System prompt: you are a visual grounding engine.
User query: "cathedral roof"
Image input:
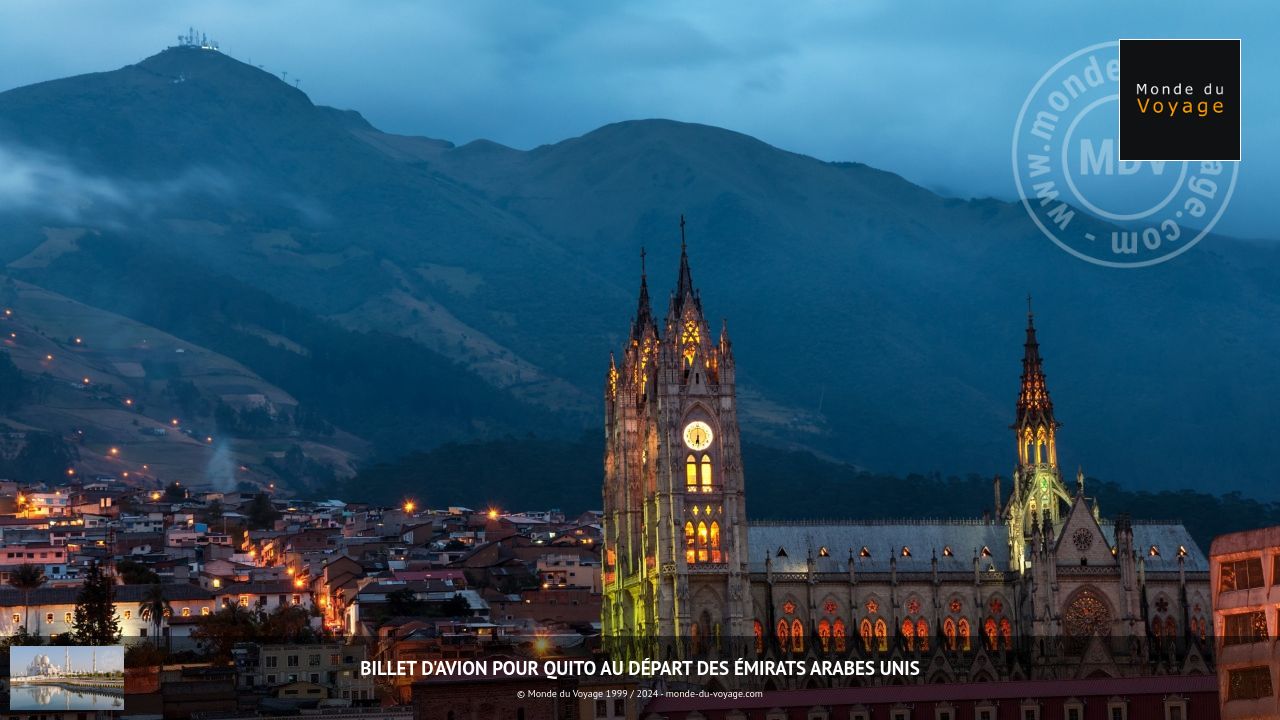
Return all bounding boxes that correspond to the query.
[1100,521,1208,572]
[746,519,1209,573]
[748,521,1010,574]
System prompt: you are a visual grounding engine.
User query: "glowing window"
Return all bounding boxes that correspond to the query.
[777,619,790,648]
[1000,617,1012,649]
[859,618,873,651]
[791,618,804,653]
[685,455,697,491]
[917,618,930,652]
[833,618,846,652]
[696,522,709,562]
[874,618,888,652]
[902,619,916,651]
[859,546,871,558]
[182,607,191,617]
[754,620,763,654]
[819,546,830,557]
[709,522,722,563]
[944,617,957,651]
[700,455,713,491]
[684,522,696,564]
[984,618,998,650]
[818,619,831,652]
[124,610,132,620]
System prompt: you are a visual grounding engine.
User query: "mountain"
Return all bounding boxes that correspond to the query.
[2,46,1279,498]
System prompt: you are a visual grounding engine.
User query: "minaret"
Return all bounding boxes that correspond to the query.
[1006,298,1071,573]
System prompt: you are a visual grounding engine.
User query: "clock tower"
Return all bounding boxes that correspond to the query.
[603,218,753,658]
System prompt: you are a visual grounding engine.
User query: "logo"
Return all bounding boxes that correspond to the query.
[1012,42,1238,268]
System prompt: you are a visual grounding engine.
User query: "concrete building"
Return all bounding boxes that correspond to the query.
[1211,526,1280,719]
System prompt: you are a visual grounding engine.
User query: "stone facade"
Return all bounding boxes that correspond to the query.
[602,228,1212,685]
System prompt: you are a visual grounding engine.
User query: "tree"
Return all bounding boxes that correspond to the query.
[71,561,120,645]
[138,583,173,648]
[116,559,161,585]
[246,493,280,530]
[259,604,316,644]
[7,564,46,633]
[163,481,185,503]
[191,603,257,664]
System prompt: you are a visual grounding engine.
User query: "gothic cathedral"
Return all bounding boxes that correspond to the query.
[602,219,753,654]
[603,221,1211,683]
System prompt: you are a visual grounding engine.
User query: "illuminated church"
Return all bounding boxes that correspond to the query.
[602,223,1212,683]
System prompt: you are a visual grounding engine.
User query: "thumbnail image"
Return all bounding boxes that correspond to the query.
[8,645,124,712]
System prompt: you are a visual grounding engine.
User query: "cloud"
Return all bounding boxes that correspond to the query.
[0,143,235,222]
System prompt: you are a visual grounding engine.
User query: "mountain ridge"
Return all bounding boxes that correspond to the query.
[1,47,1278,498]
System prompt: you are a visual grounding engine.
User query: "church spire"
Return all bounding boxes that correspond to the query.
[631,247,655,339]
[674,214,696,304]
[1015,295,1058,431]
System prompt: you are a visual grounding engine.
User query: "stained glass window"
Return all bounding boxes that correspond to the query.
[833,619,846,652]
[902,619,915,651]
[685,455,697,491]
[684,522,695,564]
[984,618,998,650]
[754,620,763,654]
[944,617,957,651]
[696,522,709,562]
[958,618,971,652]
[860,619,873,652]
[777,619,790,648]
[709,522,721,563]
[818,620,831,652]
[791,619,804,653]
[874,618,888,652]
[918,619,930,652]
[1000,617,1013,650]
[700,455,713,492]
[1064,589,1111,638]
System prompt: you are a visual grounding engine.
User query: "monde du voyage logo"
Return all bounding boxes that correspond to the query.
[1013,40,1240,268]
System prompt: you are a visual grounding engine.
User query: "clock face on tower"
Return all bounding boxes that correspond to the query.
[683,421,714,451]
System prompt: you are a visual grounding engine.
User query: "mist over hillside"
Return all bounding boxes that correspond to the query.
[2,46,1278,498]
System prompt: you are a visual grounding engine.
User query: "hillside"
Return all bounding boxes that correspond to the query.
[2,46,1279,497]
[0,272,362,492]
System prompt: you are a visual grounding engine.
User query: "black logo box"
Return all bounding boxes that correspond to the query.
[1119,39,1240,161]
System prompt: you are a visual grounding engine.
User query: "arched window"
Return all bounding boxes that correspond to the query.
[902,619,916,651]
[833,619,846,652]
[944,618,957,651]
[754,620,763,654]
[874,618,888,652]
[1153,618,1164,640]
[917,618,930,652]
[696,522,709,562]
[1000,617,1013,650]
[791,618,804,653]
[701,455,713,492]
[958,618,971,652]
[686,455,697,491]
[1164,616,1177,639]
[859,619,873,652]
[709,522,722,563]
[684,522,696,564]
[777,619,789,650]
[984,618,998,650]
[690,621,700,654]
[818,620,831,652]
